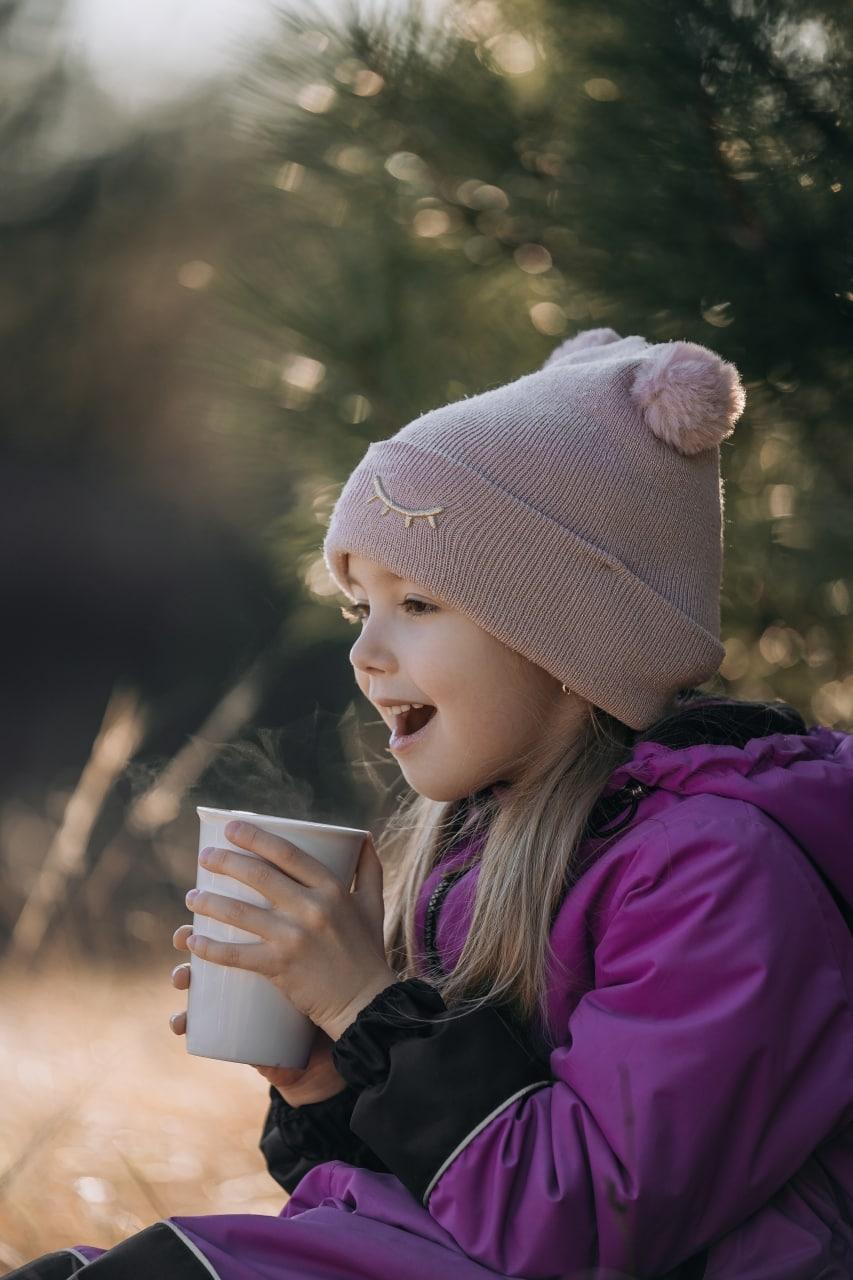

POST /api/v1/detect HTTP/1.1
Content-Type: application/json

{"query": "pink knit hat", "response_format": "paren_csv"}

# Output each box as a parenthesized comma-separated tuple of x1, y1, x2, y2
(322, 328, 745, 730)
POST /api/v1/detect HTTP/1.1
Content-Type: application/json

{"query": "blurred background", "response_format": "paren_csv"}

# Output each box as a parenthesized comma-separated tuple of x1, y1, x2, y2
(1, 0, 851, 1262)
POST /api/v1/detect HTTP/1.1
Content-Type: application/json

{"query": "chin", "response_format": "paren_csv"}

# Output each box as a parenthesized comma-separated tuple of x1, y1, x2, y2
(408, 781, 469, 804)
(405, 771, 494, 805)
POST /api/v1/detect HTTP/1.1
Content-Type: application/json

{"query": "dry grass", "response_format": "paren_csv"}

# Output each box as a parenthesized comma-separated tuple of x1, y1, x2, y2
(0, 956, 287, 1271)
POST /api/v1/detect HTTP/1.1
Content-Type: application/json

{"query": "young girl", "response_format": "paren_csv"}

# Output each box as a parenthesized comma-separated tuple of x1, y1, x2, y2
(12, 329, 852, 1280)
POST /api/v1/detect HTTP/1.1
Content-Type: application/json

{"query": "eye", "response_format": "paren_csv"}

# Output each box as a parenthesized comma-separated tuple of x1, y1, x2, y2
(339, 599, 438, 624)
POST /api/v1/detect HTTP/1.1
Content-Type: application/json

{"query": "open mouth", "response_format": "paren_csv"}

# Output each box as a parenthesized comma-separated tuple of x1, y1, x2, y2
(389, 704, 437, 750)
(402, 705, 435, 735)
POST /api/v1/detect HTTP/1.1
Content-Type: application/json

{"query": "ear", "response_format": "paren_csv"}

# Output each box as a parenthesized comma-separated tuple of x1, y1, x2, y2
(541, 327, 622, 369)
(630, 340, 746, 456)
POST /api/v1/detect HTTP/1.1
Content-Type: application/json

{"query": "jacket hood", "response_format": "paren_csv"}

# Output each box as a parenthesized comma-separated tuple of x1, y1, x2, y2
(603, 706, 853, 915)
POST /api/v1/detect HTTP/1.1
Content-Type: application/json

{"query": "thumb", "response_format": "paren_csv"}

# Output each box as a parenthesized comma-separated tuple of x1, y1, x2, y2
(252, 1063, 302, 1083)
(352, 833, 385, 936)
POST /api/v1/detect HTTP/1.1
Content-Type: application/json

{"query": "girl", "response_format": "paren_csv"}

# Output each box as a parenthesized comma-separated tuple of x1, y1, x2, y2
(11, 329, 852, 1280)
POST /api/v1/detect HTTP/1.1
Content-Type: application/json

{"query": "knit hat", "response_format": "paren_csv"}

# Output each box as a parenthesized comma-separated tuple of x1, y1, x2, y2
(322, 327, 745, 731)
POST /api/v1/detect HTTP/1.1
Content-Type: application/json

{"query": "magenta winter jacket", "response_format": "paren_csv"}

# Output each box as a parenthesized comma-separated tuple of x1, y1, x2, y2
(55, 712, 853, 1280)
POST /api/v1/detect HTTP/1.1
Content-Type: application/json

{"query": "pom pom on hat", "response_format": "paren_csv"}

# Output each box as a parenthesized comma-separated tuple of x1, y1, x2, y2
(630, 340, 746, 457)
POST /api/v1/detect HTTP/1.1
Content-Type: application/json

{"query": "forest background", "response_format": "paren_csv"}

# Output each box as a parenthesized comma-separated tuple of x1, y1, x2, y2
(1, 0, 851, 1262)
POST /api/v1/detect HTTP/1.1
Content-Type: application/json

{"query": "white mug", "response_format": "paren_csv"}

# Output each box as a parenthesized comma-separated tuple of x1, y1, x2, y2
(186, 807, 369, 1067)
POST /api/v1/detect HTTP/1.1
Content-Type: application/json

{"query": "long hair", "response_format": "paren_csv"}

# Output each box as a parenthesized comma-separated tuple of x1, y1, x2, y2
(376, 685, 806, 1053)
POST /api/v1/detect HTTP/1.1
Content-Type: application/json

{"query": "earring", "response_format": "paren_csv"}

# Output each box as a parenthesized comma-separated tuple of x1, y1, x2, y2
(561, 683, 571, 695)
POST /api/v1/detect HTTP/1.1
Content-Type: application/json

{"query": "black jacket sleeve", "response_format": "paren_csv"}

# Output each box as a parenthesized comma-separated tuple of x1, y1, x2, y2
(259, 1081, 391, 1194)
(330, 977, 552, 1205)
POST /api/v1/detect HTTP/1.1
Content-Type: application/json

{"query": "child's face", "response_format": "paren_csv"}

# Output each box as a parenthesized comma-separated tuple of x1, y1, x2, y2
(345, 553, 584, 802)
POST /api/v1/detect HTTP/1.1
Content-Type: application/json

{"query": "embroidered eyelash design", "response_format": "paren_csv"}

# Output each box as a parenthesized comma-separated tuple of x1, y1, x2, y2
(365, 474, 445, 528)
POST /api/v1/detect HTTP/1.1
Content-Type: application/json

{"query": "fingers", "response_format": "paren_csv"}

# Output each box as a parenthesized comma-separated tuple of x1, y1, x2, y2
(181, 888, 273, 939)
(221, 821, 329, 890)
(170, 933, 191, 1036)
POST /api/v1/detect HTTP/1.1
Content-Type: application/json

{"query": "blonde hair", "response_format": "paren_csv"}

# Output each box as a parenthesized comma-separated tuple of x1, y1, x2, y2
(375, 693, 675, 1053)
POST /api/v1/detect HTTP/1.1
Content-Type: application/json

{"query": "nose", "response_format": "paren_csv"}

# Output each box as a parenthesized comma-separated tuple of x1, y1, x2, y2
(349, 627, 395, 680)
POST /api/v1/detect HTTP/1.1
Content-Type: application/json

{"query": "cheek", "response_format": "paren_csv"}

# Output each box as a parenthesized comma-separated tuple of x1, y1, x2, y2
(444, 700, 501, 745)
(475, 702, 510, 740)
(478, 689, 535, 745)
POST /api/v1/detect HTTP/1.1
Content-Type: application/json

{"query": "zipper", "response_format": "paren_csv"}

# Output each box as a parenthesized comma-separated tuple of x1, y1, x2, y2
(423, 861, 477, 980)
(585, 781, 649, 839)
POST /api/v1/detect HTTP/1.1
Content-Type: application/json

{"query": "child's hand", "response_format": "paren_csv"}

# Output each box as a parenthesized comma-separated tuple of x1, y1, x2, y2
(170, 925, 348, 1106)
(181, 824, 396, 1042)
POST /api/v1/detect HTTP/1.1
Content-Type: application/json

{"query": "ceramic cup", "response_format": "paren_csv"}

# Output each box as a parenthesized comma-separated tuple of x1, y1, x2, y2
(186, 806, 369, 1067)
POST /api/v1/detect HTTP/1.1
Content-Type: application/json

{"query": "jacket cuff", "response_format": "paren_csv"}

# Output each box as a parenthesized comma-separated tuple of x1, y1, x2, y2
(268, 1082, 359, 1161)
(260, 1082, 390, 1194)
(331, 978, 448, 1090)
(332, 979, 551, 1205)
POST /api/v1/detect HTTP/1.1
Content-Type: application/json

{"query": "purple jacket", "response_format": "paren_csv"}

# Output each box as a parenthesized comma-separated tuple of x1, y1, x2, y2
(56, 714, 852, 1280)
